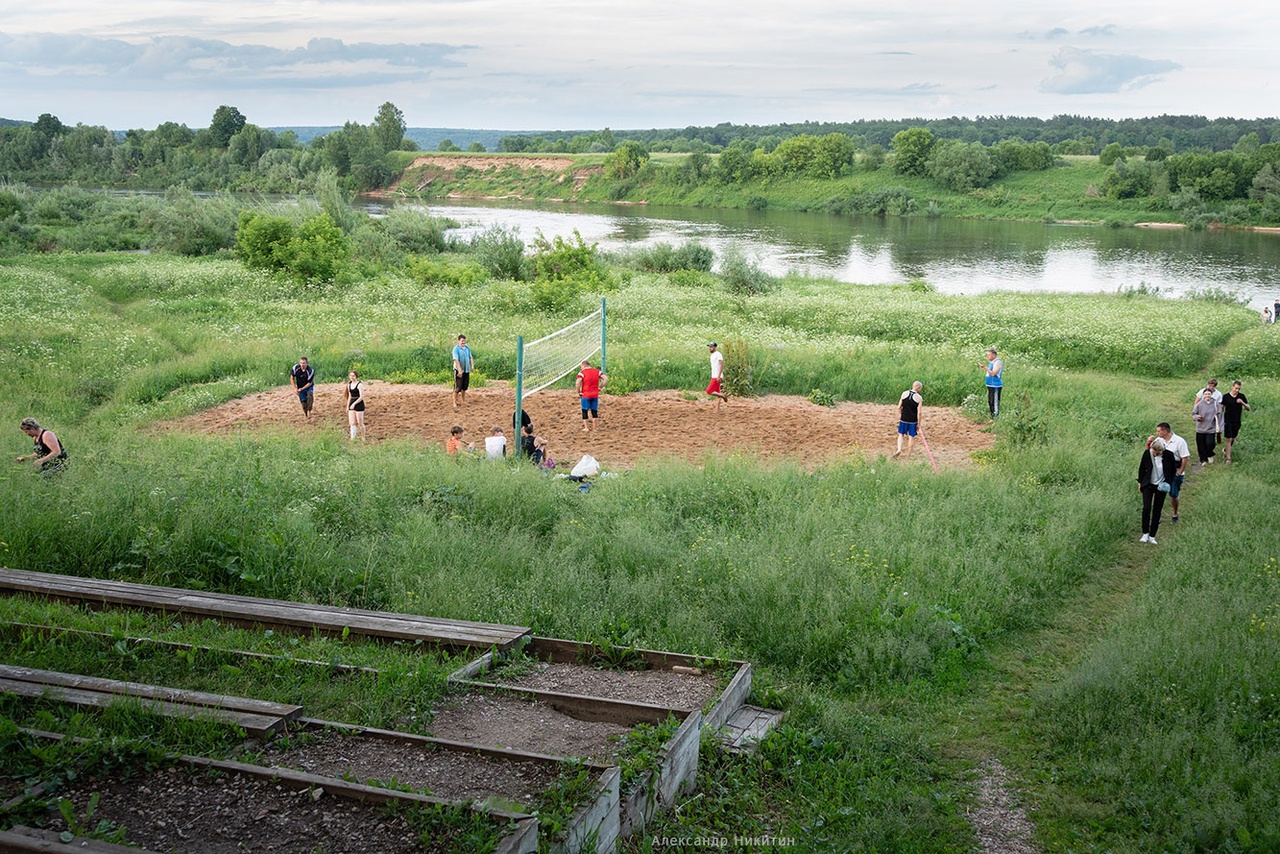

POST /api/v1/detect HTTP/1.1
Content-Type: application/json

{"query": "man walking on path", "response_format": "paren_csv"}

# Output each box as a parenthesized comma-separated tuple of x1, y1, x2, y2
(895, 381, 923, 459)
(1220, 381, 1251, 463)
(1156, 422, 1189, 522)
(575, 360, 606, 432)
(1196, 378, 1223, 442)
(981, 349, 1003, 419)
(452, 334, 473, 411)
(289, 356, 315, 418)
(706, 342, 729, 411)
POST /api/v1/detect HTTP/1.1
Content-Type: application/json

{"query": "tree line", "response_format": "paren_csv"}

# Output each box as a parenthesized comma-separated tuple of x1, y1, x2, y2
(0, 103, 417, 193)
(501, 114, 1280, 156)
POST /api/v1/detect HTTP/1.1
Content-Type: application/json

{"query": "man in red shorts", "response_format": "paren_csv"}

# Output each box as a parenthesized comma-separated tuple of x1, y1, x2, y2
(706, 342, 728, 411)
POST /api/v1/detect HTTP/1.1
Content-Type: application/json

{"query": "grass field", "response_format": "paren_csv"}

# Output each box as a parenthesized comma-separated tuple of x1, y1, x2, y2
(2, 249, 1279, 852)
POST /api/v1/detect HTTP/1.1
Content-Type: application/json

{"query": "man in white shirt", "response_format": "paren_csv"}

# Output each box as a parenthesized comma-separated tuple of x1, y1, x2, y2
(706, 342, 728, 411)
(1156, 422, 1189, 523)
(1195, 379, 1223, 442)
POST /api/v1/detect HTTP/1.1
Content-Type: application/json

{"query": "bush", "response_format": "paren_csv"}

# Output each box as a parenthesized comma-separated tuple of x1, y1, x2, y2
(380, 207, 456, 254)
(406, 255, 488, 288)
(630, 240, 714, 273)
(148, 189, 238, 256)
(531, 229, 613, 291)
(719, 245, 777, 296)
(470, 223, 527, 281)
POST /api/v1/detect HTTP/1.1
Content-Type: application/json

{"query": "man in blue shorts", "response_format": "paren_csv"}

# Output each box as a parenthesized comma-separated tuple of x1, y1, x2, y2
(576, 360, 606, 432)
(895, 381, 922, 459)
(289, 356, 315, 418)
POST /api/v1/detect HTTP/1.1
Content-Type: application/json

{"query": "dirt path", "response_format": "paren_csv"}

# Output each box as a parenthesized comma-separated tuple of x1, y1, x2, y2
(946, 530, 1163, 852)
(166, 382, 994, 470)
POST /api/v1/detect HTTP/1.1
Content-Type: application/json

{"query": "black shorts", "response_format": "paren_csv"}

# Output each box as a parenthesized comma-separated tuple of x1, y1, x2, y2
(1224, 421, 1240, 439)
(455, 372, 470, 392)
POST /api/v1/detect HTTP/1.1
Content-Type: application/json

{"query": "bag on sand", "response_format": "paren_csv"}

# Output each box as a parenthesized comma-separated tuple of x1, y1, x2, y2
(570, 455, 600, 478)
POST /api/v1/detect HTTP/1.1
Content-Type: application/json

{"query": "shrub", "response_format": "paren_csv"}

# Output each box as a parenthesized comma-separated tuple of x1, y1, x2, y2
(470, 223, 527, 281)
(630, 241, 714, 273)
(406, 256, 488, 288)
(380, 206, 456, 254)
(719, 245, 777, 296)
(531, 229, 613, 292)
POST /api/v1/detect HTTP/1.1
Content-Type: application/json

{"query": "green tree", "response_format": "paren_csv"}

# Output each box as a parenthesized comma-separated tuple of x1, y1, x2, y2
(227, 124, 276, 167)
(714, 148, 752, 183)
(927, 140, 996, 191)
(438, 138, 462, 152)
(372, 102, 407, 153)
(890, 127, 935, 176)
(467, 142, 487, 153)
(604, 140, 649, 179)
(32, 113, 66, 137)
(209, 106, 247, 148)
(861, 144, 886, 171)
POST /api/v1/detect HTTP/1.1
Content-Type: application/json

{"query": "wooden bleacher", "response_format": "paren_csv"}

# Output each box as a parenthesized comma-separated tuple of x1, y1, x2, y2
(0, 665, 301, 738)
(0, 567, 531, 651)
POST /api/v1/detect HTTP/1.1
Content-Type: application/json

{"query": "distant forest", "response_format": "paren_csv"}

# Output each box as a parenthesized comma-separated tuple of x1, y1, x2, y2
(498, 115, 1280, 154)
(3, 106, 1280, 226)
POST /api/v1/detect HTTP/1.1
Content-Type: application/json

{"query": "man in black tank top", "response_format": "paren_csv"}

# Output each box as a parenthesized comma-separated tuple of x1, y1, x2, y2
(894, 382, 923, 460)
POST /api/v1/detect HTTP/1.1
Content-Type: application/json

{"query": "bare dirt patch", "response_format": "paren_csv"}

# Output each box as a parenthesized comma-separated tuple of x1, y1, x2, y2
(427, 692, 630, 765)
(486, 661, 723, 712)
(250, 729, 561, 808)
(404, 155, 576, 173)
(46, 764, 457, 853)
(168, 382, 994, 471)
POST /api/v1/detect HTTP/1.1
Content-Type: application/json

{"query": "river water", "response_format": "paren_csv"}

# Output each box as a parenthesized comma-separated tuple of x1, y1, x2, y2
(367, 198, 1280, 311)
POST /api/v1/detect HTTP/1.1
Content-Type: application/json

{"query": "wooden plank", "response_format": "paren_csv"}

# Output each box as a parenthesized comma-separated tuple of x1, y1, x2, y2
(0, 567, 530, 650)
(464, 683, 688, 726)
(0, 678, 287, 738)
(720, 704, 784, 754)
(705, 661, 752, 730)
(0, 827, 158, 853)
(0, 665, 302, 720)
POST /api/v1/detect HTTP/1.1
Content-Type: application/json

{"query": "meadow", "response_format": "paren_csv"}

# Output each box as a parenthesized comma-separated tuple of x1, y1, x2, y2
(2, 244, 1279, 852)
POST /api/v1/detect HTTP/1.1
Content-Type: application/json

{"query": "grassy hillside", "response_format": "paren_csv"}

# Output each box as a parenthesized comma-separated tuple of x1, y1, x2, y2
(1, 250, 1278, 851)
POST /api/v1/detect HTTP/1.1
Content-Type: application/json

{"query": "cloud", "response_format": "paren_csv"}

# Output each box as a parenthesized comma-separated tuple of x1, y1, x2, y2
(1039, 47, 1180, 94)
(0, 32, 469, 88)
(1079, 25, 1118, 37)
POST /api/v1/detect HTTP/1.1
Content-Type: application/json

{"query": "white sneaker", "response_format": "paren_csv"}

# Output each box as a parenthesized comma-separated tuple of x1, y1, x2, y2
(1148, 537, 1158, 545)
(1140, 534, 1150, 543)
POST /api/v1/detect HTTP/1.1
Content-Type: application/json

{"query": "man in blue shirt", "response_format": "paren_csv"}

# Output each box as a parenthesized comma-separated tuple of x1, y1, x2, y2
(452, 334, 474, 410)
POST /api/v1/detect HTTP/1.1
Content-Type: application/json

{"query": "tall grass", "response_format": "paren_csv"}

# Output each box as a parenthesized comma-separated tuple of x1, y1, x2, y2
(1, 251, 1277, 851)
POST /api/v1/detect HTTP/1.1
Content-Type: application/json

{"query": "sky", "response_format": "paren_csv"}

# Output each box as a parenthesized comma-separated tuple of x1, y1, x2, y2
(1, 0, 1276, 132)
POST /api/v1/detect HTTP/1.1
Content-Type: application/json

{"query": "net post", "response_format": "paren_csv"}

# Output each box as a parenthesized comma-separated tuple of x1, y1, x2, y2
(600, 297, 607, 374)
(514, 336, 525, 459)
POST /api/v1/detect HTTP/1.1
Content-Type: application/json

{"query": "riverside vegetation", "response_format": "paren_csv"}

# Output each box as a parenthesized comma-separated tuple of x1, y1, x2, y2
(1, 187, 1279, 852)
(5, 106, 1280, 227)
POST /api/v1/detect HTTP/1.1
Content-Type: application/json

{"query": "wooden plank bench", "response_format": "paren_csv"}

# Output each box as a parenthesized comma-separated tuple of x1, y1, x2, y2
(0, 567, 531, 651)
(0, 665, 302, 738)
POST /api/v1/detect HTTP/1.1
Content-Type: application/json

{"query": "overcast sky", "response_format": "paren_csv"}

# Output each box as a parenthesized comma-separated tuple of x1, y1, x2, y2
(1, 0, 1276, 132)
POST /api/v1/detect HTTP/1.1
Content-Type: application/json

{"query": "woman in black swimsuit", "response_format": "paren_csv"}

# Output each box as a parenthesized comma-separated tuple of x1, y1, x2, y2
(17, 417, 68, 475)
(345, 370, 366, 441)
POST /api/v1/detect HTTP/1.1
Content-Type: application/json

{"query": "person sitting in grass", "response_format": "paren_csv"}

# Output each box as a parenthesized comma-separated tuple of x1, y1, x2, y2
(520, 423, 549, 465)
(485, 426, 507, 460)
(446, 424, 474, 455)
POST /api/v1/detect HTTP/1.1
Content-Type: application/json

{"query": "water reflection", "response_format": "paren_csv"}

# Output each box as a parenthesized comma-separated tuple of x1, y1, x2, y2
(364, 197, 1280, 307)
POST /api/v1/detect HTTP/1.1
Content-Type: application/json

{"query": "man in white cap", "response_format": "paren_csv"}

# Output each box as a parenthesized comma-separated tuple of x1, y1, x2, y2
(706, 342, 728, 411)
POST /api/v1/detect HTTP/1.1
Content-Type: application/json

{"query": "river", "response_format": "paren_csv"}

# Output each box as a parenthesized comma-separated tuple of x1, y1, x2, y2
(365, 198, 1280, 311)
